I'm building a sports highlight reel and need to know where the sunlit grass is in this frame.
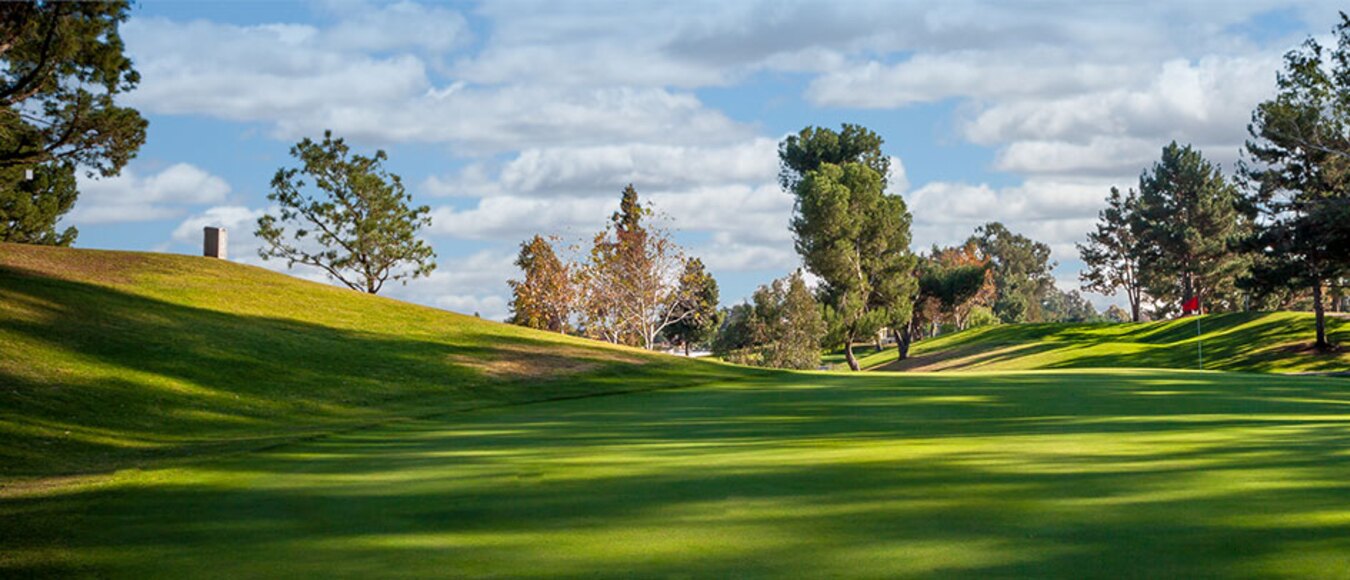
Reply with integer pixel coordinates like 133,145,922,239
4,244,1350,576
6,370,1350,577
860,312,1350,372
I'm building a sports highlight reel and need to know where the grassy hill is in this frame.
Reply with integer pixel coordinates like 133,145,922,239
865,312,1350,373
5,243,1350,576
0,243,745,480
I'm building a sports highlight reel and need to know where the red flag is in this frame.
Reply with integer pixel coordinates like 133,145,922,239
1182,296,1200,314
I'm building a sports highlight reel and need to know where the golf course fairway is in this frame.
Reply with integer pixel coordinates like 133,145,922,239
7,368,1350,577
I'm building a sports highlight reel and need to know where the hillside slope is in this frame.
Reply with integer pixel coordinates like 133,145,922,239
0,243,745,480
871,312,1350,373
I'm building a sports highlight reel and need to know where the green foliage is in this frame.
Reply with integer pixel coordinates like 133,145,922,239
508,235,573,333
781,125,916,370
711,303,754,360
746,272,827,369
1240,13,1350,348
1041,287,1102,323
1133,142,1248,314
663,257,722,354
1078,187,1143,321
0,162,77,245
968,222,1055,323
964,305,1001,329
919,262,988,320
1103,304,1131,323
0,1,148,243
255,131,436,294
777,123,891,192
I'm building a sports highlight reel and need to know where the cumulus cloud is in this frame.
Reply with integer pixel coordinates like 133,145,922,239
123,11,751,153
71,163,232,224
114,0,1349,315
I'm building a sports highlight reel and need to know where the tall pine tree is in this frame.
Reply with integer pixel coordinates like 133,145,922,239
1240,13,1350,349
781,125,916,371
1133,142,1248,316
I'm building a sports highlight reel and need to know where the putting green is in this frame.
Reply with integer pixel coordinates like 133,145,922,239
6,369,1350,577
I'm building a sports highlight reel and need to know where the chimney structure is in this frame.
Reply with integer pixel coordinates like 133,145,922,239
204,227,227,259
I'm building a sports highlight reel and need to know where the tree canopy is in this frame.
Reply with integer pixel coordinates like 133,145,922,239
255,131,436,294
1079,187,1144,322
1240,13,1350,349
969,222,1056,323
663,257,722,356
781,124,915,371
1,1,148,245
1133,142,1247,315
508,235,573,333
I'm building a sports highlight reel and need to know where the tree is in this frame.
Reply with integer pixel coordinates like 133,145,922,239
711,303,754,361
1239,13,1350,349
748,272,827,370
969,222,1056,323
1,1,148,244
918,262,989,328
778,123,891,192
928,241,996,329
1042,288,1102,323
780,124,916,371
663,258,722,355
0,162,77,245
577,185,703,350
1103,304,1131,323
1133,142,1248,316
508,235,573,333
1079,187,1145,321
255,131,436,294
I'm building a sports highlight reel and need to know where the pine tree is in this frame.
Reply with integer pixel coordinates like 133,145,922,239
662,258,722,355
0,163,77,245
1133,142,1248,315
779,124,916,371
1240,13,1350,349
255,131,436,294
1079,187,1145,321
1,1,148,244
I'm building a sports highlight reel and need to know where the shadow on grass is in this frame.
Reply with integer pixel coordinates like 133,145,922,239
0,265,752,479
5,369,1350,576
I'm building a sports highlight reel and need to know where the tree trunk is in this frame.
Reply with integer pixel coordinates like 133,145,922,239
897,324,913,361
1129,295,1141,323
684,340,690,357
844,342,860,371
1313,280,1330,350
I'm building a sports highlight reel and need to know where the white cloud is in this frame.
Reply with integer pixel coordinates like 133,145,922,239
382,250,520,321
71,163,231,224
123,13,752,153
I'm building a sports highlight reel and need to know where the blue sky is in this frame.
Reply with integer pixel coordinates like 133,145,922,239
62,1,1338,319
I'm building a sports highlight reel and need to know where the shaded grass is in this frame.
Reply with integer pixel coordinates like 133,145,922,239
0,244,745,479
5,369,1350,577
6,243,1350,576
867,313,1350,373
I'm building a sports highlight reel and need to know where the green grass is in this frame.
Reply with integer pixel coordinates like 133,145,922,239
864,314,1350,373
0,243,746,479
5,243,1350,577
7,369,1350,577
